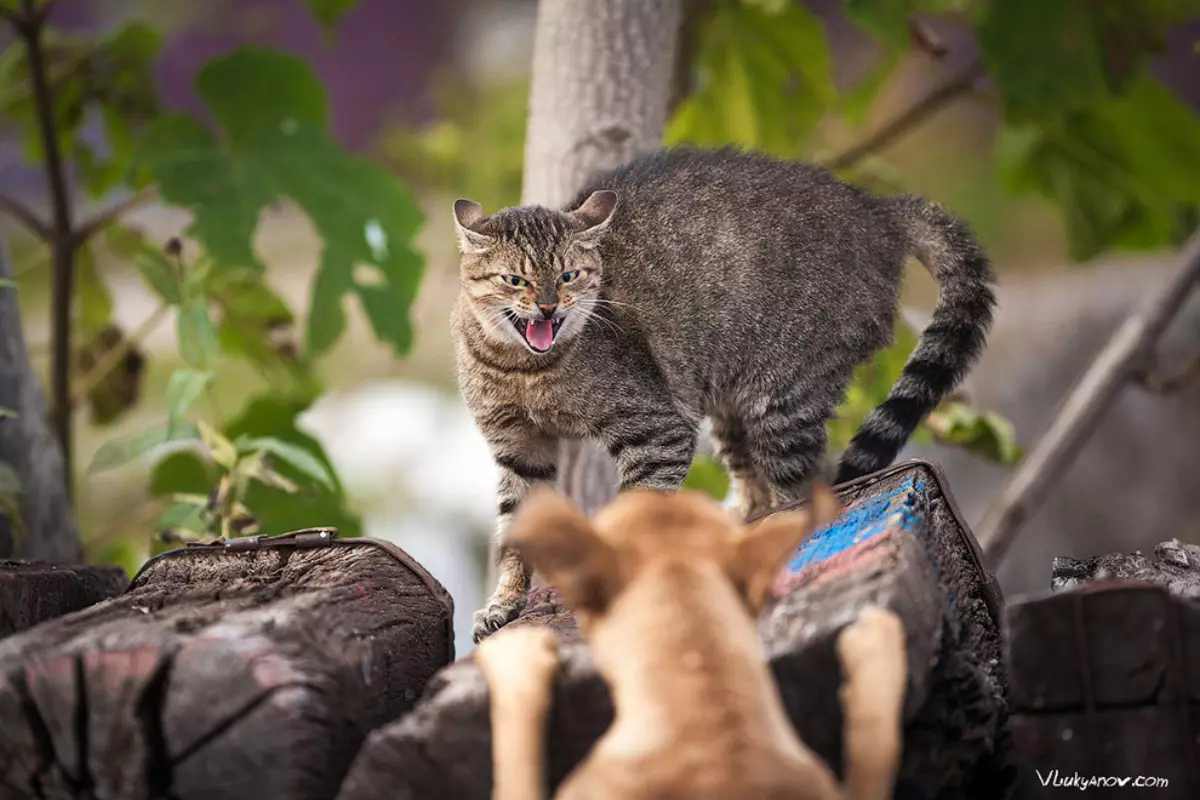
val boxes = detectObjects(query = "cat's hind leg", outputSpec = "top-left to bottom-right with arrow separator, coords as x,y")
741,390 -> 835,508
710,413 -> 777,519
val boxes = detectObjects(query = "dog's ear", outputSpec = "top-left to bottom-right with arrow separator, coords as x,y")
727,485 -> 841,611
505,486 -> 620,614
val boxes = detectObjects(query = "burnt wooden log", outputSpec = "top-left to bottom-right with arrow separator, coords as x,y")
0,562 -> 127,638
1008,541 -> 1200,799
0,530 -> 453,800
338,459 -> 1011,800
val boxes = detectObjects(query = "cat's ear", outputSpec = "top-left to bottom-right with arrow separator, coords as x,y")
453,198 -> 494,255
726,485 -> 841,612
505,486 -> 620,614
570,190 -> 618,245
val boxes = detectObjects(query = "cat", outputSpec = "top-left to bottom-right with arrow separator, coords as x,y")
451,145 -> 996,642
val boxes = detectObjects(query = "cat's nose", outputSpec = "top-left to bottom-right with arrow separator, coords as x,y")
537,303 -> 557,319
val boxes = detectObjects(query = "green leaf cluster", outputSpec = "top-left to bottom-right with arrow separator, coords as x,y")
667,0 -> 835,156
132,48 -> 425,357
0,21 -> 162,197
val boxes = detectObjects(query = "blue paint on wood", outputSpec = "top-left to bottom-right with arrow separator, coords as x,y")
784,476 -> 925,575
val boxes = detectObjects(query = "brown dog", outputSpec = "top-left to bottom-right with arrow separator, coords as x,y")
475,486 -> 908,800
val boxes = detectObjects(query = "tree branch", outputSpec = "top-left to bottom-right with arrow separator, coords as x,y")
0,192 -> 51,240
822,58 -> 986,172
19,2 -> 77,499
72,186 -> 159,248
977,233 -> 1200,568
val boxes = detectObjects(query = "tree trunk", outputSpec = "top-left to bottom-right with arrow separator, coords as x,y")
0,228 -> 80,561
519,0 -> 684,517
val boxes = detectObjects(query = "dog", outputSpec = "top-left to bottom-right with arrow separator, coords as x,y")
475,485 -> 908,799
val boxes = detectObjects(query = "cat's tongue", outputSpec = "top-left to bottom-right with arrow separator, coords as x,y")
525,319 -> 555,351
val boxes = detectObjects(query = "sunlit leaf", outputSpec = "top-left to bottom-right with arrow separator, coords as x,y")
667,0 -> 834,157
925,401 -> 1024,466
133,47 -> 425,357
88,420 -> 201,474
75,246 -> 114,341
236,435 -> 335,491
197,420 -> 238,470
996,76 -> 1200,260
164,369 -> 214,428
150,394 -> 361,538
0,461 -> 20,496
105,225 -> 182,304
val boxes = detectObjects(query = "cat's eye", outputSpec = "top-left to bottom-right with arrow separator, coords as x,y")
500,274 -> 528,287
558,269 -> 584,284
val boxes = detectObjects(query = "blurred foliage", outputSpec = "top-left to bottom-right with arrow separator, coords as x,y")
0,0 -> 1196,561
134,47 -> 425,355
0,2 -> 419,568
382,79 -> 529,213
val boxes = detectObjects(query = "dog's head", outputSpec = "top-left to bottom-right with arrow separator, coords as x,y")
504,486 -> 841,630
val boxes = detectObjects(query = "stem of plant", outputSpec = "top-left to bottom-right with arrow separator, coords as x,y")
21,0 -> 78,503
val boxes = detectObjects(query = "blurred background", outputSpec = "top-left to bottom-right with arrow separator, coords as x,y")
1,0 -> 1198,657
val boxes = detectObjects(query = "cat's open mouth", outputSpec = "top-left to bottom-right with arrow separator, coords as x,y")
505,310 -> 563,353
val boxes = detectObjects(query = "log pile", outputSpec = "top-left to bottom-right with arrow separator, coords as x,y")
337,460 -> 1012,800
0,532 -> 453,800
1008,540 -> 1200,799
0,562 -> 127,638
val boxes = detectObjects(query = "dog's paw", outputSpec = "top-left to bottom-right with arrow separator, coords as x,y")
472,594 -> 527,644
838,607 -> 905,665
476,626 -> 560,687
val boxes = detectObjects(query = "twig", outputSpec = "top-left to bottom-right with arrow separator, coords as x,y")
823,58 -> 986,172
0,192 -> 51,240
20,0 -> 77,496
1138,353 -> 1200,395
70,301 -> 171,407
72,186 -> 159,248
977,234 -> 1200,568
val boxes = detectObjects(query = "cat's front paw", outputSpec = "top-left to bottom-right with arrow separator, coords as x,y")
472,593 -> 527,644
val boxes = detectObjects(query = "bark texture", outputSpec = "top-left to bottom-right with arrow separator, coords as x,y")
519,0 -> 683,517
0,561 -> 126,639
1008,552 -> 1200,799
0,538 -> 454,800
0,229 -> 80,562
336,461 -> 1012,800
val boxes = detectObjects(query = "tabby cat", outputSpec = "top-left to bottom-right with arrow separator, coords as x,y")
452,146 -> 995,642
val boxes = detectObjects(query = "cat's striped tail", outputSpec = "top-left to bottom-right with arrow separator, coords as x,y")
834,195 -> 997,484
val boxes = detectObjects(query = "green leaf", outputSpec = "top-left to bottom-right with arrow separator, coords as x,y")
667,1 -> 835,157
156,495 -> 209,533
996,76 -> 1200,260
88,420 -> 202,474
978,0 -> 1195,113
197,420 -> 239,470
236,435 -> 335,491
925,401 -> 1024,466
75,246 -> 114,341
684,455 -> 731,502
150,394 -> 361,539
177,283 -> 219,369
0,461 -> 20,496
105,225 -> 182,304
133,47 -> 425,357
844,0 -> 970,51
164,369 -> 214,428
0,407 -> 16,418
0,278 -> 16,290
305,0 -> 361,31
